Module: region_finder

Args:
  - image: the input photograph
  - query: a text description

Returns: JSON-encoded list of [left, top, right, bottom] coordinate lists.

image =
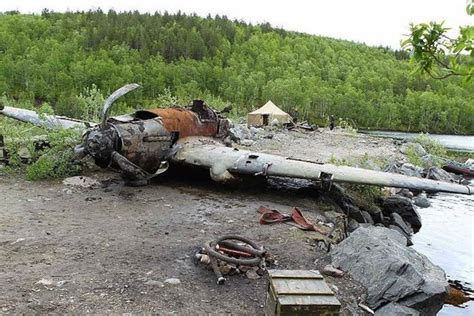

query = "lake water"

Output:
[[360, 131, 474, 153], [412, 192, 474, 315], [362, 130, 473, 314]]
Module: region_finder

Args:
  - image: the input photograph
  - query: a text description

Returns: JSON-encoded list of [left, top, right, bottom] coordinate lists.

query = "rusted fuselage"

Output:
[[85, 100, 230, 177]]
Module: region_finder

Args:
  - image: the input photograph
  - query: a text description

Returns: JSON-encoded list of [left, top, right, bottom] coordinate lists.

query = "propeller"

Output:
[[100, 83, 140, 128], [75, 83, 165, 185]]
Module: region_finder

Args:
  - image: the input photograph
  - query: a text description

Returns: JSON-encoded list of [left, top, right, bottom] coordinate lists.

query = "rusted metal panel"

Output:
[[139, 108, 219, 138]]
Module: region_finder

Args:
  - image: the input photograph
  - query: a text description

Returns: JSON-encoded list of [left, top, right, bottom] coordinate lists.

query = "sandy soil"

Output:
[[0, 129, 388, 314]]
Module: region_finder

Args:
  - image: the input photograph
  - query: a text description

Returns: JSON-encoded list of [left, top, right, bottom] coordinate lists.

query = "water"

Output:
[[361, 130, 474, 153], [412, 192, 474, 315]]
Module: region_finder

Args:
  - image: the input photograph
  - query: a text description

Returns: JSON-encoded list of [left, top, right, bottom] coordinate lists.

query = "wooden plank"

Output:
[[272, 279, 334, 295], [278, 294, 341, 306], [268, 269, 322, 279]]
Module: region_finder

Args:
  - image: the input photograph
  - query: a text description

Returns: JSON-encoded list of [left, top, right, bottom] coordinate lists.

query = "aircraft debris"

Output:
[[1, 83, 473, 195], [196, 235, 268, 284], [257, 206, 327, 234]]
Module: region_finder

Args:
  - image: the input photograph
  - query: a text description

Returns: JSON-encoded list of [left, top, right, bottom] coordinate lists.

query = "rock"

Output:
[[366, 205, 383, 224], [36, 278, 54, 286], [229, 124, 252, 141], [246, 267, 261, 280], [263, 133, 274, 139], [361, 210, 374, 224], [322, 264, 344, 277], [414, 193, 430, 208], [327, 184, 365, 223], [465, 158, 474, 168], [347, 219, 360, 232], [396, 189, 414, 199], [331, 226, 448, 315], [375, 302, 420, 316], [241, 139, 254, 147], [381, 196, 421, 233], [145, 280, 164, 287], [399, 163, 423, 178], [63, 176, 100, 188], [425, 167, 455, 182], [270, 119, 280, 126], [400, 143, 426, 157], [164, 278, 181, 285]]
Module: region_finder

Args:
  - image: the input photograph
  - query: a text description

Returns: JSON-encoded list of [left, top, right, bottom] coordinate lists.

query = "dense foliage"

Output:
[[1, 10, 473, 134]]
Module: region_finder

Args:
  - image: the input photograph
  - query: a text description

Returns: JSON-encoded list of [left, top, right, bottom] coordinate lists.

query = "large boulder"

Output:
[[331, 226, 448, 315], [381, 196, 421, 233]]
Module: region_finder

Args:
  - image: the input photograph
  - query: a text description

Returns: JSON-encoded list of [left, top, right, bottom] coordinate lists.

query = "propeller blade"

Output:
[[101, 83, 140, 128]]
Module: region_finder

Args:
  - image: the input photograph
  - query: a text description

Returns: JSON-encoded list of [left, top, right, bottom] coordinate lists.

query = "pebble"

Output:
[[321, 264, 344, 277], [144, 280, 164, 287], [164, 278, 181, 285]]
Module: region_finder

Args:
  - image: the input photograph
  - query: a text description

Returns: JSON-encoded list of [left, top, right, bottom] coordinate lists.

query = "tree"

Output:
[[402, 1, 473, 81]]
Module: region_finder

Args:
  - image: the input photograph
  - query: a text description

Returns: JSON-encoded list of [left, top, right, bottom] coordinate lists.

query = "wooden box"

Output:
[[265, 270, 341, 316]]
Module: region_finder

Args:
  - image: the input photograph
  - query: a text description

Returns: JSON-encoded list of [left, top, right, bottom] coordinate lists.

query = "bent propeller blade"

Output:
[[101, 83, 140, 128]]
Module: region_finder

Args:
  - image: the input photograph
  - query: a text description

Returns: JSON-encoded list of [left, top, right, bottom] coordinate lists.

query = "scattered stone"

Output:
[[396, 189, 414, 199], [361, 210, 374, 224], [144, 280, 164, 287], [399, 163, 423, 178], [241, 139, 254, 147], [347, 219, 360, 232], [414, 193, 430, 208], [381, 196, 421, 233], [63, 176, 100, 188], [36, 278, 54, 286], [400, 143, 426, 157], [375, 302, 420, 316], [331, 226, 448, 315], [229, 124, 252, 142], [164, 278, 181, 285], [322, 264, 344, 277], [425, 167, 455, 182], [245, 268, 261, 280]]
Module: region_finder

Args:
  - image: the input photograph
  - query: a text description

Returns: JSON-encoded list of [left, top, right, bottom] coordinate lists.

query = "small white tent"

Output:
[[247, 100, 291, 126]]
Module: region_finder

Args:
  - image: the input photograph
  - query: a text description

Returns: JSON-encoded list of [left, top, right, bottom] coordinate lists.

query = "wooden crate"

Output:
[[265, 270, 341, 316]]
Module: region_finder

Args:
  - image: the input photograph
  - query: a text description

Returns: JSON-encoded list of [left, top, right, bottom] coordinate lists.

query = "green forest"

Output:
[[0, 10, 473, 134]]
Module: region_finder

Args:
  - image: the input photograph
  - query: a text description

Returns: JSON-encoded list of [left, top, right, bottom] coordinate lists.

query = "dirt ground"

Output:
[[0, 129, 389, 314]]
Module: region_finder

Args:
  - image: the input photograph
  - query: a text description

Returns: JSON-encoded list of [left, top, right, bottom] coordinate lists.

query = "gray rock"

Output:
[[229, 124, 252, 141], [414, 193, 430, 208], [331, 226, 447, 315], [322, 264, 344, 277], [399, 163, 423, 178], [144, 280, 164, 287], [400, 143, 427, 157], [382, 196, 421, 233], [164, 278, 181, 285], [361, 210, 374, 225], [425, 167, 455, 182], [375, 302, 420, 316], [270, 118, 280, 126], [347, 219, 360, 232], [240, 139, 254, 147]]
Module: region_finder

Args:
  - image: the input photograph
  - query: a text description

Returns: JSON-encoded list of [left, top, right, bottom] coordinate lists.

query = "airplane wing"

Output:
[[0, 105, 92, 130], [171, 137, 473, 195]]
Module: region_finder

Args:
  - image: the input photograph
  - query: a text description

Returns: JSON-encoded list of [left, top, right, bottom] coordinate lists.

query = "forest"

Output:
[[0, 10, 473, 134]]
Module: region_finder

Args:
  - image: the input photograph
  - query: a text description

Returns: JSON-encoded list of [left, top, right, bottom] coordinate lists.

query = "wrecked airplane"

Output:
[[1, 83, 472, 194]]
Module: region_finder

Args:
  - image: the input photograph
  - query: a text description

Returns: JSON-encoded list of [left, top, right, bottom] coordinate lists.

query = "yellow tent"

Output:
[[247, 100, 291, 126]]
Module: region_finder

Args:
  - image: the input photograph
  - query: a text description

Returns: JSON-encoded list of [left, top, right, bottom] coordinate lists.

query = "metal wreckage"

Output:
[[1, 83, 472, 195]]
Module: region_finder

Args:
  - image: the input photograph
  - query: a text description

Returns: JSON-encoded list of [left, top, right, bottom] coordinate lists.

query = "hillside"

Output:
[[0, 10, 472, 134]]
